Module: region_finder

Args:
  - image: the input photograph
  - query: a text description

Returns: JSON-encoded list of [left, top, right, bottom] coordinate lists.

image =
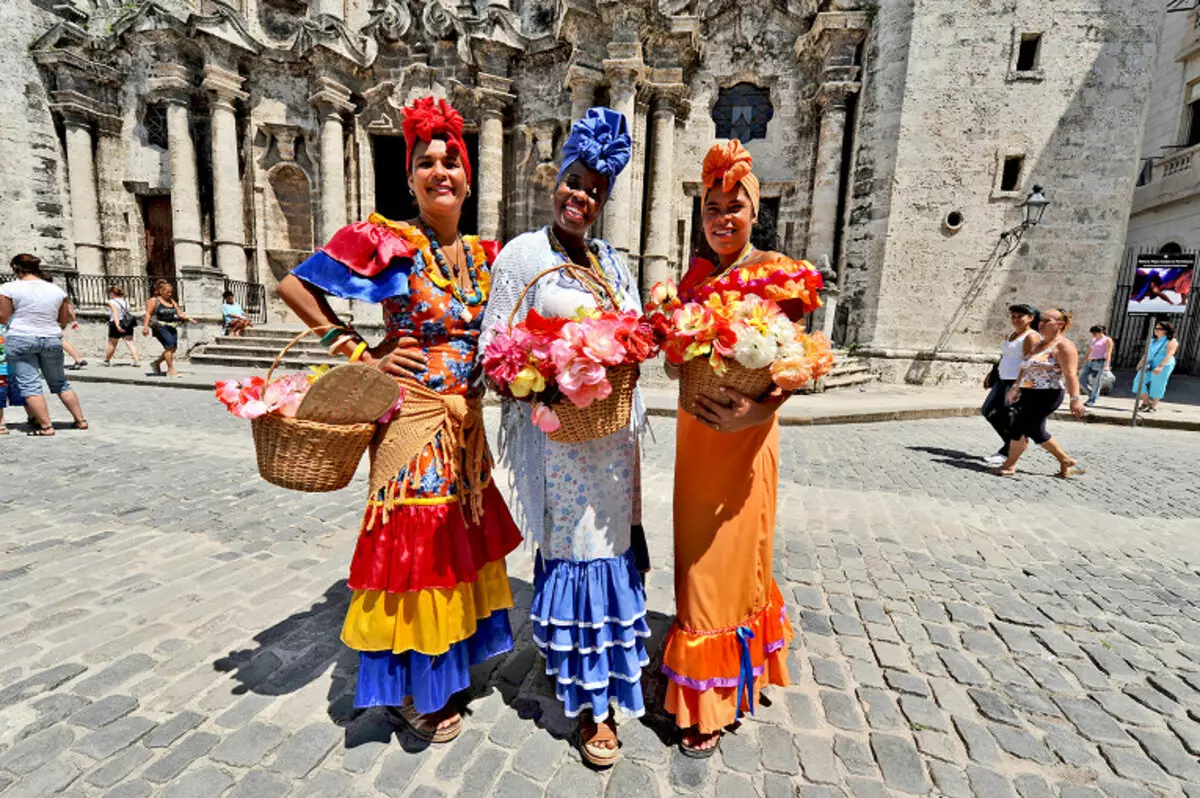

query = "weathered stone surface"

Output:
[[208, 722, 286, 768], [870, 732, 930, 794]]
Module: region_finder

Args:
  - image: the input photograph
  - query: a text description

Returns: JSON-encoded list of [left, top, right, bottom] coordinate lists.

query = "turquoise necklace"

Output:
[[423, 224, 483, 307]]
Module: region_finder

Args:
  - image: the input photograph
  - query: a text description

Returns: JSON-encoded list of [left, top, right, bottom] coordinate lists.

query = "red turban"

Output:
[[401, 96, 472, 184]]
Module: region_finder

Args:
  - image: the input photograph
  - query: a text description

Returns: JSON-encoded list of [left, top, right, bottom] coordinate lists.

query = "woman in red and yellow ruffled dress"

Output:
[[663, 141, 824, 756], [277, 97, 520, 743]]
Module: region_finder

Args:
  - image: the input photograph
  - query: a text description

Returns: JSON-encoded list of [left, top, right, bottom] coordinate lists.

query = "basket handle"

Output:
[[265, 324, 339, 384], [505, 263, 621, 330]]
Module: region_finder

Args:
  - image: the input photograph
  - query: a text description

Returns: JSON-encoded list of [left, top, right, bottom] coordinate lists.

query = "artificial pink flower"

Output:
[[579, 317, 626, 365], [531, 403, 561, 433], [483, 329, 528, 385]]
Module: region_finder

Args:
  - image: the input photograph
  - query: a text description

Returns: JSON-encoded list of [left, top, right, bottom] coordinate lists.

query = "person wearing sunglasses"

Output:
[[1133, 320, 1178, 413]]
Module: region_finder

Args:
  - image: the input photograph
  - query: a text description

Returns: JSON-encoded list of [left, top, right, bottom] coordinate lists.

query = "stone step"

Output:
[[207, 337, 333, 356], [189, 352, 343, 372]]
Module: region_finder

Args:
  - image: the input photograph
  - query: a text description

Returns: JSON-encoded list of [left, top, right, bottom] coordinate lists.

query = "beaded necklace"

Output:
[[422, 223, 483, 308], [547, 228, 620, 311], [710, 241, 755, 283]]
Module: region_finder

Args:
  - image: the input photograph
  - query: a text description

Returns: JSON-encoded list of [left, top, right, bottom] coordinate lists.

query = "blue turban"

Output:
[[556, 107, 632, 192]]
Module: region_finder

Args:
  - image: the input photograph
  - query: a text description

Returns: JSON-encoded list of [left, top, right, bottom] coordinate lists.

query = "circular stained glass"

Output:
[[712, 83, 773, 142]]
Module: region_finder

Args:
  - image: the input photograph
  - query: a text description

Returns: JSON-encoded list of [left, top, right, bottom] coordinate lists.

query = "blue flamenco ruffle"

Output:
[[353, 608, 513, 715], [530, 550, 650, 721], [293, 250, 411, 304]]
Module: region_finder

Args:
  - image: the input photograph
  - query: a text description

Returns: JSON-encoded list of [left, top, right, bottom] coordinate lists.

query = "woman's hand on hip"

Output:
[[1153, 367, 1163, 375], [693, 388, 773, 433], [371, 338, 428, 378]]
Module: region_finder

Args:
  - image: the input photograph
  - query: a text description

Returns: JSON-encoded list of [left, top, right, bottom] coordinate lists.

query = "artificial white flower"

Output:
[[731, 323, 778, 369]]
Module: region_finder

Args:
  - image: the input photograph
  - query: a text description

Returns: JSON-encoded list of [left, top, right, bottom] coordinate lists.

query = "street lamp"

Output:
[[1022, 185, 1049, 228]]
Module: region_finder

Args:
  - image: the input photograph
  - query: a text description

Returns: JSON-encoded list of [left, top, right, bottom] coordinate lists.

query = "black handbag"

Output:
[[983, 362, 1000, 389]]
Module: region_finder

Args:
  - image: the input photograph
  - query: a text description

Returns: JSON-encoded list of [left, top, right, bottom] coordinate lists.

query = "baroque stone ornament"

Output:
[[375, 0, 413, 42], [422, 1, 455, 38]]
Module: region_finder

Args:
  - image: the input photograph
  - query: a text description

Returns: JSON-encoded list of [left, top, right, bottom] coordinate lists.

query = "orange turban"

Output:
[[701, 140, 760, 214]]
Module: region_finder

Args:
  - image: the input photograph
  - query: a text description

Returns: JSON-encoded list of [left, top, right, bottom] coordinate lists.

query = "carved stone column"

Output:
[[203, 64, 249, 282], [149, 64, 204, 273], [807, 83, 854, 272], [477, 76, 514, 241], [309, 76, 354, 245], [57, 106, 104, 275], [601, 45, 644, 257], [565, 63, 602, 127], [642, 81, 686, 292]]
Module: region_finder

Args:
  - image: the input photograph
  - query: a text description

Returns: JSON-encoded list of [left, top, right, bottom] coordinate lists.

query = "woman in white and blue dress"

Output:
[[481, 107, 648, 767]]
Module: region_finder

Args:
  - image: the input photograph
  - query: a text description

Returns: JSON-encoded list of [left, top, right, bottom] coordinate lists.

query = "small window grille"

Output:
[[1015, 34, 1042, 72], [144, 104, 169, 149]]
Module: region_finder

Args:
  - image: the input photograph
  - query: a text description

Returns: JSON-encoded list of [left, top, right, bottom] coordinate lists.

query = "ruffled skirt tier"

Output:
[[530, 551, 649, 721]]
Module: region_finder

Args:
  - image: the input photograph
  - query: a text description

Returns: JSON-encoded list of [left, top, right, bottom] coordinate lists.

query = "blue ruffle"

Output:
[[293, 250, 411, 303], [530, 550, 649, 720], [353, 608, 513, 715]]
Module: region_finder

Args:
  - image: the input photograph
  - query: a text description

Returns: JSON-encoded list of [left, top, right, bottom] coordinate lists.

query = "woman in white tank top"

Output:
[[981, 304, 1041, 464]]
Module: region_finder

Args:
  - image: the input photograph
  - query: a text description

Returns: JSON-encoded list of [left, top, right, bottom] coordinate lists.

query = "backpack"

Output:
[[114, 298, 135, 331]]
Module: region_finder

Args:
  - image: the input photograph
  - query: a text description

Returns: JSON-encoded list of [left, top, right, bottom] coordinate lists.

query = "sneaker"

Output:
[[1084, 401, 1095, 408], [985, 452, 1007, 466]]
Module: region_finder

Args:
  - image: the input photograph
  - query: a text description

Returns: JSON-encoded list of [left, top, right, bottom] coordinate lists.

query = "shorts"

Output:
[[153, 324, 179, 350], [5, 335, 71, 397], [108, 321, 135, 339]]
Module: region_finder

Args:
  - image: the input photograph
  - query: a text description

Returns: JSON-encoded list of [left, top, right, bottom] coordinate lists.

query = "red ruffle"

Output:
[[322, 221, 416, 278], [348, 482, 523, 594], [479, 239, 501, 265]]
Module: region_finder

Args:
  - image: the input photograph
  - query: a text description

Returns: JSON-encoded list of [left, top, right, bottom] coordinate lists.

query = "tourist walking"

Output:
[[982, 304, 1040, 465], [1080, 324, 1113, 407], [0, 254, 88, 435], [104, 285, 141, 366], [481, 107, 647, 767], [661, 142, 821, 756], [1133, 320, 1178, 412], [996, 308, 1086, 478], [276, 96, 521, 743], [221, 290, 253, 336], [0, 319, 27, 434], [143, 279, 194, 377]]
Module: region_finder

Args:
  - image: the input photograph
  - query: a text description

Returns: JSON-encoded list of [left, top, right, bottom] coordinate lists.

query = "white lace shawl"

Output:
[[480, 227, 647, 547]]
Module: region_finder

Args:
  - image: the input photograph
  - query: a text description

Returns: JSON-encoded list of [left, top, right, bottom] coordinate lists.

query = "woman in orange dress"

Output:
[[662, 141, 822, 755]]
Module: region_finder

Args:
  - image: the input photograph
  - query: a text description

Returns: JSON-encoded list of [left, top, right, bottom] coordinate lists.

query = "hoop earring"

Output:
[[408, 187, 416, 197], [466, 187, 472, 198]]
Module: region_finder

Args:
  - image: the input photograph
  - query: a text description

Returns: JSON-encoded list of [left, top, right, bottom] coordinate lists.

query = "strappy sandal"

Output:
[[580, 714, 621, 767], [679, 728, 721, 759], [393, 702, 462, 744], [27, 426, 55, 437], [1057, 460, 1085, 479], [72, 419, 89, 430]]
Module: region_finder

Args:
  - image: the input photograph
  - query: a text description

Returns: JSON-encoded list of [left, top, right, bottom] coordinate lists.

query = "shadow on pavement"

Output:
[[906, 445, 986, 461]]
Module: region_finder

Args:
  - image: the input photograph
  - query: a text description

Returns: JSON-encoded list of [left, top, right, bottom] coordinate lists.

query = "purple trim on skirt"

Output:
[[660, 609, 790, 692]]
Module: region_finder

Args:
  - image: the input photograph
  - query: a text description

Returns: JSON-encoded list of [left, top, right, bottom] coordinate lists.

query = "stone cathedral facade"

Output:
[[0, 0, 1164, 380]]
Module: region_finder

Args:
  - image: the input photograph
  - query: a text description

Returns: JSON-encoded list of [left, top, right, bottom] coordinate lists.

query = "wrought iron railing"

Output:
[[0, 271, 13, 284], [224, 278, 268, 324], [65, 274, 184, 311]]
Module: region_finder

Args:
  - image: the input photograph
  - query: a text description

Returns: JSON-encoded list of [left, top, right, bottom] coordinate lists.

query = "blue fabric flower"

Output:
[[557, 107, 632, 191]]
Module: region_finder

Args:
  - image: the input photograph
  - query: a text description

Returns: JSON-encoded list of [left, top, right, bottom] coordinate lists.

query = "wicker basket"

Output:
[[548, 363, 637, 444], [250, 326, 379, 492], [679, 358, 775, 417], [252, 412, 375, 492]]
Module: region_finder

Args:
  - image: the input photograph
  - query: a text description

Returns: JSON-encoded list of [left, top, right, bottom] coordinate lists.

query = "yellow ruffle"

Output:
[[341, 557, 513, 656]]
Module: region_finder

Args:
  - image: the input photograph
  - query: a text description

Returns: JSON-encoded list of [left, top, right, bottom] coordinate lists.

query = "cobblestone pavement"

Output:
[[2, 383, 1199, 797]]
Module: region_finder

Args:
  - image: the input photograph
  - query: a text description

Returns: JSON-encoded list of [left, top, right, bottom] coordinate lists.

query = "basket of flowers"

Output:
[[645, 262, 834, 416], [215, 328, 404, 492], [484, 307, 656, 443]]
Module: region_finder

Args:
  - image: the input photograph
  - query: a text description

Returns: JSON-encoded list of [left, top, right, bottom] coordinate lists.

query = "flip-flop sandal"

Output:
[[1057, 463, 1086, 479], [679, 729, 721, 759], [394, 703, 462, 743], [27, 426, 55, 437], [580, 716, 620, 767], [72, 420, 89, 430]]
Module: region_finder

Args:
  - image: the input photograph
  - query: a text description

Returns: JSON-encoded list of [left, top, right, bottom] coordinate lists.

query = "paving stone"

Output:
[[763, 772, 795, 798], [227, 770, 292, 798], [1169, 717, 1200, 755], [951, 716, 1003, 767], [786, 692, 819, 729], [72, 654, 156, 698], [1149, 673, 1200, 705], [1001, 685, 1061, 718], [884, 671, 930, 697], [1033, 630, 1084, 660], [511, 731, 568, 786], [967, 765, 1017, 798], [410, 786, 446, 798], [798, 787, 848, 798], [1063, 659, 1110, 691], [967, 688, 1021, 727], [1099, 743, 1175, 788], [859, 688, 903, 731], [947, 603, 987, 628], [759, 723, 801, 774], [616, 718, 667, 766], [0, 663, 88, 710], [961, 630, 1007, 657], [832, 734, 876, 777], [802, 612, 834, 636], [1036, 721, 1102, 768], [143, 731, 221, 783], [69, 695, 138, 730], [1093, 690, 1162, 727], [668, 745, 710, 791], [870, 732, 930, 794], [208, 721, 286, 768], [914, 728, 959, 763], [821, 690, 864, 730], [493, 772, 543, 798], [993, 624, 1042, 656], [1057, 786, 1105, 798], [899, 695, 948, 732], [811, 656, 847, 689], [989, 725, 1054, 764], [0, 725, 75, 775], [84, 745, 153, 789], [341, 713, 395, 773], [606, 759, 658, 797], [9, 759, 82, 797], [717, 728, 759, 774], [940, 651, 988, 686], [159, 766, 234, 798], [269, 721, 339, 778], [72, 716, 156, 760], [871, 641, 909, 671], [1129, 727, 1200, 781], [1013, 774, 1053, 798], [1055, 697, 1133, 745], [375, 748, 427, 797], [295, 771, 354, 798], [142, 710, 204, 748], [928, 761, 971, 798], [1020, 657, 1076, 693], [488, 708, 537, 749], [455, 745, 508, 797]]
